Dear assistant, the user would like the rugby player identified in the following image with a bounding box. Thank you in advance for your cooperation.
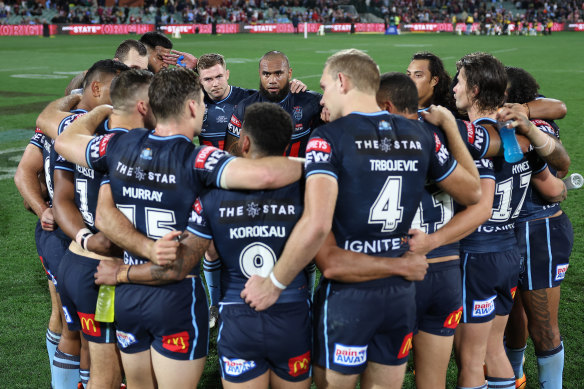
[452,53,567,389]
[54,67,304,389]
[139,31,197,73]
[196,52,308,327]
[113,39,149,70]
[241,49,482,389]
[224,50,322,157]
[501,67,573,389]
[37,59,130,388]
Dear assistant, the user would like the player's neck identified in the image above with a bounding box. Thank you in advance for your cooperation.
[214,85,231,102]
[342,91,380,116]
[154,120,194,140]
[109,110,144,130]
[467,105,497,122]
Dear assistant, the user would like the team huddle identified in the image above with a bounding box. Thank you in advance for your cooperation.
[14,31,573,389]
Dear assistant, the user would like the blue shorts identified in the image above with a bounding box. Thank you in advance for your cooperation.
[115,278,209,361]
[313,278,416,375]
[217,301,312,383]
[461,248,520,323]
[415,260,462,336]
[516,212,573,291]
[57,250,116,343]
[35,223,70,286]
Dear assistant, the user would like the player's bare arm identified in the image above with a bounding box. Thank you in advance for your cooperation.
[315,231,428,283]
[531,167,568,204]
[54,105,113,167]
[497,107,570,177]
[241,174,337,311]
[36,94,82,139]
[422,105,481,205]
[94,232,210,286]
[410,178,495,254]
[220,156,303,190]
[505,97,567,121]
[162,49,198,69]
[223,132,241,156]
[53,170,116,256]
[14,144,54,230]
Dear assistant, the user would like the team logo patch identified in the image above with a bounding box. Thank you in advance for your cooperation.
[140,147,153,160]
[476,158,494,169]
[434,132,449,165]
[510,286,517,300]
[78,312,102,337]
[194,198,203,215]
[90,133,115,158]
[531,119,557,136]
[472,295,496,317]
[397,332,413,359]
[288,351,311,377]
[222,357,256,376]
[293,106,303,120]
[229,115,241,128]
[194,146,227,170]
[116,330,137,348]
[443,306,463,329]
[162,331,190,354]
[378,120,392,131]
[59,114,80,133]
[333,344,367,366]
[555,264,569,281]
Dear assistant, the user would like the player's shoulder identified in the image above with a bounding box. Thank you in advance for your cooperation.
[230,85,256,101]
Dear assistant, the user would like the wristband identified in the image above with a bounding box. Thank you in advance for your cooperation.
[269,271,287,290]
[116,264,130,284]
[76,228,93,251]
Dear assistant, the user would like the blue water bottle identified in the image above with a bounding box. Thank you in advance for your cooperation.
[497,120,523,163]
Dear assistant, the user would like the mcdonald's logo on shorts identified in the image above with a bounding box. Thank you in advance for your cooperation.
[162,331,190,354]
[288,351,311,377]
[78,312,101,337]
[397,332,413,359]
[510,286,517,300]
[443,306,463,329]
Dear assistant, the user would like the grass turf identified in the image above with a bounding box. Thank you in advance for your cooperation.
[0,31,583,387]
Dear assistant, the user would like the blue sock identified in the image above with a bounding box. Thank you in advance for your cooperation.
[46,329,61,387]
[203,258,221,307]
[486,376,515,388]
[505,344,526,379]
[79,368,89,388]
[52,349,80,389]
[536,341,564,389]
[306,262,317,300]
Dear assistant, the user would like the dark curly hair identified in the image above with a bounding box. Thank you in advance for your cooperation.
[411,51,456,112]
[505,66,539,104]
[456,52,507,112]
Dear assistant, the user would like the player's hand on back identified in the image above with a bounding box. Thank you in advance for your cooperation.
[421,104,456,131]
[399,251,428,281]
[241,275,282,311]
[149,230,182,266]
[496,107,531,135]
[94,259,123,285]
[290,79,307,93]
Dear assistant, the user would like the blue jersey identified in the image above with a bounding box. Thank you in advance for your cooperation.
[305,112,457,271]
[517,119,561,222]
[86,129,234,266]
[226,91,322,157]
[189,182,308,304]
[412,119,490,259]
[460,118,546,253]
[201,86,255,149]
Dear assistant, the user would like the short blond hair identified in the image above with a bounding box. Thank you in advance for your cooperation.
[325,49,380,94]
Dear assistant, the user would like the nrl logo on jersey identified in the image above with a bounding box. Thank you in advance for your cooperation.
[378,120,392,131]
[292,106,303,121]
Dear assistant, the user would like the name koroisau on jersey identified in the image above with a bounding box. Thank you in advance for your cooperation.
[229,225,286,239]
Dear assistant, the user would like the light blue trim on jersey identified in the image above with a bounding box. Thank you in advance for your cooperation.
[100,179,110,186]
[291,128,312,140]
[418,107,430,113]
[473,117,497,125]
[86,140,95,170]
[435,160,458,182]
[213,86,233,104]
[324,282,331,369]
[462,253,468,323]
[186,226,213,240]
[148,133,191,142]
[306,170,338,180]
[349,111,387,117]
[480,174,496,180]
[30,139,43,149]
[534,162,548,175]
[215,156,237,188]
[54,165,75,172]
[526,222,533,290]
[546,218,552,288]
[190,277,198,360]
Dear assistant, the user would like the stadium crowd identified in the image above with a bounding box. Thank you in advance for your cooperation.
[1,0,583,25]
[15,30,575,389]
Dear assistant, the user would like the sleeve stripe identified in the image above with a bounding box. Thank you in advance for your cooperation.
[54,166,75,172]
[306,170,338,180]
[186,226,212,240]
[215,156,236,188]
[435,160,458,183]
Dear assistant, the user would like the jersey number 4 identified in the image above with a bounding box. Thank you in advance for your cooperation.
[368,176,404,232]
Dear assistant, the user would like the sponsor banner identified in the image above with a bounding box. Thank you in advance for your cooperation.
[0,24,44,36]
[58,24,153,35]
[567,23,584,31]
[242,22,385,33]
[161,23,239,34]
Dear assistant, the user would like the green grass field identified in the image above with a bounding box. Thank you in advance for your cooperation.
[1,32,583,388]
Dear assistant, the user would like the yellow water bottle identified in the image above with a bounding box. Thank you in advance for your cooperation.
[94,285,115,322]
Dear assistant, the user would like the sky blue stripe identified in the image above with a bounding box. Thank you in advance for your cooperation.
[462,253,468,323]
[435,160,457,182]
[546,218,552,288]
[306,170,338,180]
[190,278,198,360]
[526,222,533,290]
[324,283,331,369]
[215,156,236,188]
